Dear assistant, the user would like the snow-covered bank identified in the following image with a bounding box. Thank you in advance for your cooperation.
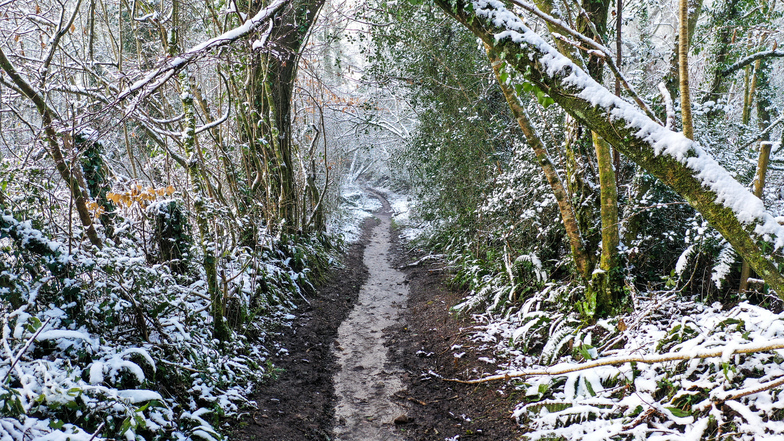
[458,292,784,440]
[0,215,338,440]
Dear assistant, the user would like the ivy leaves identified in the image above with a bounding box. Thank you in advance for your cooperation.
[497,60,555,108]
[516,82,555,108]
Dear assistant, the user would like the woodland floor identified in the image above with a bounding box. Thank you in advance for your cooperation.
[232,196,519,441]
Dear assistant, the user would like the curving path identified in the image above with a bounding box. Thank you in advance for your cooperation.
[332,191,408,440]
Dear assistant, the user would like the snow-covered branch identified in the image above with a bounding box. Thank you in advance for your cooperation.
[117,0,288,103]
[434,0,784,295]
[448,339,784,383]
[721,48,784,76]
[509,0,660,124]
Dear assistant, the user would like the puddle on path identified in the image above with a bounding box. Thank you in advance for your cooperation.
[332,212,408,441]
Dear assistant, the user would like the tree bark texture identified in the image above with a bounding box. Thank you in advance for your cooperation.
[241,0,326,235]
[678,0,693,140]
[591,132,622,316]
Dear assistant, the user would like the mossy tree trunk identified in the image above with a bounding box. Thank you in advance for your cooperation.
[236,0,326,240]
[739,58,773,292]
[494,0,622,317]
[486,48,592,281]
[181,76,230,342]
[433,0,784,297]
[591,133,622,316]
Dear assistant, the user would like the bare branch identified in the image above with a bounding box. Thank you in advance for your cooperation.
[116,0,289,103]
[721,49,784,76]
[447,339,784,384]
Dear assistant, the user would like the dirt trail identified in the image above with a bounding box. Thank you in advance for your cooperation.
[232,189,517,440]
[332,192,408,440]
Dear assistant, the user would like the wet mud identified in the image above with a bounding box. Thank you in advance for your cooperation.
[232,190,518,441]
[332,210,409,440]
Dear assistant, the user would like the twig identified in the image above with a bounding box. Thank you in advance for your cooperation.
[445,339,784,384]
[621,406,660,431]
[87,422,105,441]
[2,317,53,383]
[714,375,784,402]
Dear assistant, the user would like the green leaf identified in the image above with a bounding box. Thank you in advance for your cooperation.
[537,383,549,397]
[584,378,596,397]
[48,419,65,430]
[119,417,133,436]
[25,316,42,333]
[666,406,691,418]
[67,387,82,397]
[578,344,595,361]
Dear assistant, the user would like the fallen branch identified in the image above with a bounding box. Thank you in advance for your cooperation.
[713,375,784,403]
[400,254,446,269]
[445,339,784,384]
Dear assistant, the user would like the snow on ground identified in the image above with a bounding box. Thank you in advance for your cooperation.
[332,182,425,244]
[330,182,382,243]
[0,211,337,440]
[457,292,784,440]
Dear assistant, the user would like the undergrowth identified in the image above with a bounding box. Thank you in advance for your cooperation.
[0,207,340,440]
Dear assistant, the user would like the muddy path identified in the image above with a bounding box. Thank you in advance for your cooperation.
[332,192,409,440]
[233,190,518,440]
[231,217,373,441]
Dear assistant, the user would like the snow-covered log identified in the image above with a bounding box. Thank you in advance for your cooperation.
[433,0,784,296]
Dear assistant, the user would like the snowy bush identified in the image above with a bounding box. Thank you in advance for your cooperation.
[463,290,784,440]
[0,203,338,440]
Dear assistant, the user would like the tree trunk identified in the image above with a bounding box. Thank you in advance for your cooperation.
[0,46,102,249]
[486,48,592,281]
[517,0,622,317]
[434,0,784,297]
[590,133,622,316]
[239,0,326,236]
[664,0,703,97]
[678,0,694,140]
